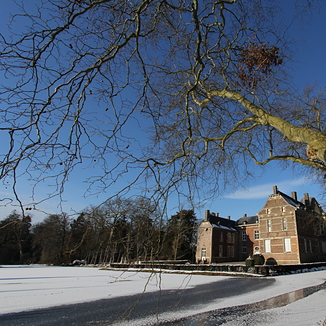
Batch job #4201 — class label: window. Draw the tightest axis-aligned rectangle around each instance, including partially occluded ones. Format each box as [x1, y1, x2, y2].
[220, 232, 223, 242]
[322, 241, 326, 254]
[284, 238, 291, 252]
[219, 245, 223, 257]
[309, 239, 312, 253]
[282, 206, 286, 213]
[227, 246, 234, 258]
[265, 239, 271, 253]
[242, 246, 247, 253]
[267, 208, 271, 214]
[227, 232, 235, 243]
[267, 219, 272, 232]
[282, 218, 287, 231]
[201, 248, 207, 260]
[304, 239, 308, 253]
[242, 230, 247, 241]
[254, 230, 259, 240]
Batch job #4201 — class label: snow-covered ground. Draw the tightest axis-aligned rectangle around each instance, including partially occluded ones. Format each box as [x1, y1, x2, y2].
[0, 265, 325, 325]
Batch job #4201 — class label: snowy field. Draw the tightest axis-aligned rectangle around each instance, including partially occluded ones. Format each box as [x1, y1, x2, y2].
[0, 265, 325, 325]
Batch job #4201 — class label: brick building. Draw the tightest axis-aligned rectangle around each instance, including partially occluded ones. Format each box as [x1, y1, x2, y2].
[196, 186, 326, 265]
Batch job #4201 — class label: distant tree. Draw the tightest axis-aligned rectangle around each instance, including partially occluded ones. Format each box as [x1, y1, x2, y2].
[71, 196, 164, 264]
[163, 210, 197, 261]
[69, 212, 93, 262]
[0, 211, 32, 264]
[32, 213, 70, 264]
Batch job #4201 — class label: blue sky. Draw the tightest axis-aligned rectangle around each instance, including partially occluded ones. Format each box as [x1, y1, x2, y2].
[1, 1, 326, 224]
[208, 1, 326, 221]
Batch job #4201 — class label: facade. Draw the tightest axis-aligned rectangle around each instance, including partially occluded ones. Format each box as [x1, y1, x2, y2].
[196, 185, 326, 265]
[196, 211, 238, 264]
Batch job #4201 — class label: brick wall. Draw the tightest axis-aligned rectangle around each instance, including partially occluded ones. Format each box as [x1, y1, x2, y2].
[237, 224, 259, 260]
[257, 194, 300, 264]
[195, 222, 213, 263]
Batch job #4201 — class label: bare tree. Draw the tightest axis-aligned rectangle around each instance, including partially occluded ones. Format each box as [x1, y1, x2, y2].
[32, 213, 70, 264]
[0, 0, 325, 212]
[70, 196, 163, 264]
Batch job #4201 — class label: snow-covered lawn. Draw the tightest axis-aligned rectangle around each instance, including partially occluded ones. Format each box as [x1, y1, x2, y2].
[0, 265, 325, 325]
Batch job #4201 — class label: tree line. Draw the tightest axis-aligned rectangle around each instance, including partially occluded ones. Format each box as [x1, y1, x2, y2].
[0, 197, 197, 265]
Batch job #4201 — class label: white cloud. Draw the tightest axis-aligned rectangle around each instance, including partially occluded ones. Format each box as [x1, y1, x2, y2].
[225, 178, 311, 200]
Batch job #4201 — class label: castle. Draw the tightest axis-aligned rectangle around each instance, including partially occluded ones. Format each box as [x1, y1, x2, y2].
[196, 185, 326, 265]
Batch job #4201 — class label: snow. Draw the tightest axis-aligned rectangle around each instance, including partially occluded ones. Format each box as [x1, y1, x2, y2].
[0, 265, 325, 325]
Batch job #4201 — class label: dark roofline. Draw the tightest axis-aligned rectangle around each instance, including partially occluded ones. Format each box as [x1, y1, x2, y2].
[206, 214, 237, 228]
[272, 185, 323, 213]
[236, 215, 258, 225]
[272, 185, 305, 208]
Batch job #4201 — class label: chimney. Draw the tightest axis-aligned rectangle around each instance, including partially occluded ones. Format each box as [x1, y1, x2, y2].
[273, 185, 278, 195]
[227, 216, 231, 220]
[215, 212, 219, 217]
[243, 213, 247, 217]
[204, 210, 210, 221]
[303, 193, 310, 210]
[291, 191, 297, 201]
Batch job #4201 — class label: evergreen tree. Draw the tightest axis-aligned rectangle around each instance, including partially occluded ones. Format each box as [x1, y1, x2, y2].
[0, 211, 32, 264]
[163, 210, 197, 262]
[32, 213, 70, 265]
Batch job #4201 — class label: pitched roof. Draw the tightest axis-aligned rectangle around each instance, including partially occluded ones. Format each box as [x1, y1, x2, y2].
[237, 215, 258, 225]
[277, 191, 305, 209]
[207, 213, 237, 231]
[271, 186, 324, 215]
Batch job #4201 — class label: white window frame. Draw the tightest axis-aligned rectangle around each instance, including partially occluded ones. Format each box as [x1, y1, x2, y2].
[265, 239, 271, 253]
[267, 219, 272, 232]
[201, 247, 207, 260]
[284, 238, 291, 252]
[282, 218, 287, 231]
[254, 230, 259, 240]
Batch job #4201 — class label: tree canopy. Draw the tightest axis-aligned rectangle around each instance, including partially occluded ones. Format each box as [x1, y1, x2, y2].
[0, 0, 325, 213]
[0, 199, 197, 264]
